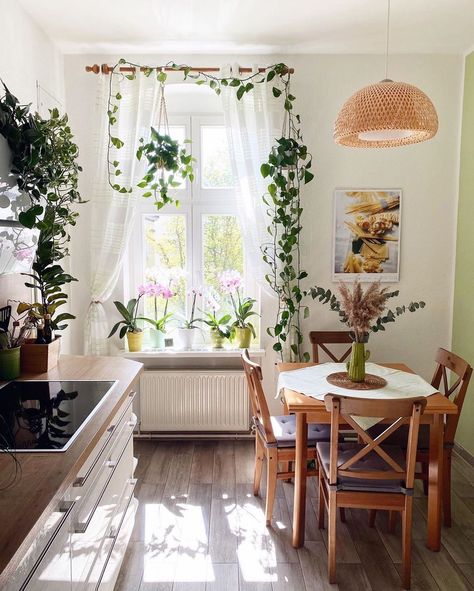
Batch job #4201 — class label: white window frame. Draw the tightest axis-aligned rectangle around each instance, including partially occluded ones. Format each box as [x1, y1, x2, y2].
[124, 113, 259, 341]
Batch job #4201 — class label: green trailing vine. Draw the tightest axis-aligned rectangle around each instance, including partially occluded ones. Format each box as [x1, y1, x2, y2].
[105, 59, 314, 360]
[0, 84, 83, 329]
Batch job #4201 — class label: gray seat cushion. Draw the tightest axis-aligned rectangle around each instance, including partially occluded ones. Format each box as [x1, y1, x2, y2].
[317, 442, 407, 493]
[256, 415, 331, 448]
[367, 423, 430, 450]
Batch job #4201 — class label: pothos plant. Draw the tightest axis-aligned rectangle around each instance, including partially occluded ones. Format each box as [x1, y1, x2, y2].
[136, 127, 194, 209]
[0, 84, 82, 330]
[105, 60, 314, 360]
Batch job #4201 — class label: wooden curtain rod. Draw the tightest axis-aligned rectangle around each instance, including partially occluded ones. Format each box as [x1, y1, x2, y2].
[85, 64, 294, 75]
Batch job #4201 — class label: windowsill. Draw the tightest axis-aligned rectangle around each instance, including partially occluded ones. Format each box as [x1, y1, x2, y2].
[118, 347, 265, 359]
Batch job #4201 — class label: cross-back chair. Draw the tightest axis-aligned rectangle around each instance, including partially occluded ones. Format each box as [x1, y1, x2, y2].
[421, 348, 472, 525]
[369, 347, 472, 527]
[309, 330, 353, 363]
[317, 394, 426, 590]
[242, 350, 332, 525]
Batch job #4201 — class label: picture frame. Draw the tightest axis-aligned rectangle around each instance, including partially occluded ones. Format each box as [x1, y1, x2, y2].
[332, 188, 402, 282]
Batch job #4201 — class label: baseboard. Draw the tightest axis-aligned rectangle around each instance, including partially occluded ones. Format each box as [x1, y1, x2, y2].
[454, 442, 474, 467]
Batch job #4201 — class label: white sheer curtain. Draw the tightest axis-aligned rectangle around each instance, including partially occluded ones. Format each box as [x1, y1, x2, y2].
[84, 74, 160, 355]
[220, 65, 282, 292]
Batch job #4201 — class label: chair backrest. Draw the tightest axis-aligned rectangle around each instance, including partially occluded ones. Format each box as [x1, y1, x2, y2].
[241, 350, 276, 445]
[431, 348, 473, 444]
[309, 331, 353, 363]
[324, 395, 426, 491]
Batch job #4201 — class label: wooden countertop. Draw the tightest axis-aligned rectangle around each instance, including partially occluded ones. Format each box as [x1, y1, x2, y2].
[0, 355, 143, 586]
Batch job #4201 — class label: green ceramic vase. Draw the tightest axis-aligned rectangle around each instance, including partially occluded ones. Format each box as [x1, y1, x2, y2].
[210, 329, 225, 349]
[346, 342, 370, 383]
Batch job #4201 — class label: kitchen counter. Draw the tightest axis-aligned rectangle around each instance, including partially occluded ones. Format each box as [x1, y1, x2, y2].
[0, 355, 143, 587]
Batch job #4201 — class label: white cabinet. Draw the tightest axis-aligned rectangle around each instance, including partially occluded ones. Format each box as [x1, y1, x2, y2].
[9, 393, 138, 591]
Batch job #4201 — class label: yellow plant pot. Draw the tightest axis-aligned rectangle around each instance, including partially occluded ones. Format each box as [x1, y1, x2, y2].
[127, 331, 143, 352]
[234, 327, 252, 348]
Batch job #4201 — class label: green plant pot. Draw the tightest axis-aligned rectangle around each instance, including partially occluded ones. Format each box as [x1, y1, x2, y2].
[149, 328, 165, 350]
[0, 347, 21, 380]
[127, 331, 143, 352]
[234, 327, 252, 349]
[210, 330, 225, 349]
[346, 342, 370, 383]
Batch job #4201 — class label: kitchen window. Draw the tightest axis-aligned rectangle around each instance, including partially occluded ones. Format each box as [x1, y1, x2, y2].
[126, 114, 257, 339]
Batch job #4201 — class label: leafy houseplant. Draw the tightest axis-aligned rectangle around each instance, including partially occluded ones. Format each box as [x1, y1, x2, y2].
[108, 294, 144, 352]
[310, 281, 426, 382]
[136, 127, 195, 210]
[200, 290, 231, 349]
[137, 280, 174, 350]
[219, 270, 258, 348]
[0, 84, 83, 332]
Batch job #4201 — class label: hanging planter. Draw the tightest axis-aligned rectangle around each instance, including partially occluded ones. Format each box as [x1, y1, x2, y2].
[135, 77, 195, 210]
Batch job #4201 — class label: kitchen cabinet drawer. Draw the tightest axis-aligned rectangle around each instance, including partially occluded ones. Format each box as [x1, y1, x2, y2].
[70, 432, 135, 590]
[8, 501, 75, 591]
[92, 480, 138, 591]
[73, 390, 136, 493]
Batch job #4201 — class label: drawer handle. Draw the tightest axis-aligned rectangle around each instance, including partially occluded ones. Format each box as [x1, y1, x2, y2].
[95, 479, 137, 591]
[73, 395, 135, 488]
[19, 501, 75, 591]
[74, 425, 134, 534]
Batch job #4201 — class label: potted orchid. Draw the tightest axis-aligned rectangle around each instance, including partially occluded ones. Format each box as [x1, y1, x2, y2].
[201, 289, 232, 349]
[177, 286, 202, 349]
[219, 270, 258, 348]
[108, 292, 144, 352]
[137, 279, 174, 350]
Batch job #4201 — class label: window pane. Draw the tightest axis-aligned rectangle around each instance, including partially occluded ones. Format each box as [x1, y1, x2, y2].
[143, 214, 187, 321]
[201, 126, 233, 189]
[202, 214, 243, 315]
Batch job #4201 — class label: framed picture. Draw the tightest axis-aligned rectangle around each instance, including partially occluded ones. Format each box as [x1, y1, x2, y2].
[333, 188, 401, 282]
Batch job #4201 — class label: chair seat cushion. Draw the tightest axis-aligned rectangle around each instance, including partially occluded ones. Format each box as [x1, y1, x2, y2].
[317, 442, 407, 493]
[367, 423, 430, 450]
[256, 415, 331, 448]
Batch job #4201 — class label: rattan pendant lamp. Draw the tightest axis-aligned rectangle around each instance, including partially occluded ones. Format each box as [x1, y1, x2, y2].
[334, 0, 438, 148]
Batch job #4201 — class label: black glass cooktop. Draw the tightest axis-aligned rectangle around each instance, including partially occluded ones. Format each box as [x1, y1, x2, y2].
[0, 380, 116, 452]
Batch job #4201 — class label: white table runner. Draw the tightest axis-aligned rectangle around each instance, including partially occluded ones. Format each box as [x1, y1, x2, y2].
[277, 362, 437, 429]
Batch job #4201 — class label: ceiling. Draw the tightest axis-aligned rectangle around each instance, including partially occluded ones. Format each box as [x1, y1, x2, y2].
[18, 0, 474, 55]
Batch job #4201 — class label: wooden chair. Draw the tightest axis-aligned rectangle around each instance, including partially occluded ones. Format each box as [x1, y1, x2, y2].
[419, 348, 472, 525]
[370, 348, 472, 527]
[309, 330, 353, 363]
[242, 350, 331, 525]
[317, 394, 426, 589]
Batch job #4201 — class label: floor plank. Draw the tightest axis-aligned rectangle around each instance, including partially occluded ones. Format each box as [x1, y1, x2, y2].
[114, 442, 474, 591]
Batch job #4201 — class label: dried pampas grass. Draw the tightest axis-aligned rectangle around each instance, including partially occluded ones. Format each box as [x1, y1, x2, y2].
[338, 281, 390, 342]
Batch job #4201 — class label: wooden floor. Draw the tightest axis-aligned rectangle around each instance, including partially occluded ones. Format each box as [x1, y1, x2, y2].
[115, 440, 474, 591]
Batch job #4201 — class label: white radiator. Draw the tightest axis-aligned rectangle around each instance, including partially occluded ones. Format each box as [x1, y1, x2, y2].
[139, 371, 250, 432]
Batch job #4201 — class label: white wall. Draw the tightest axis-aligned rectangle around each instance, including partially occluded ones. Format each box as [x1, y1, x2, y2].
[64, 52, 463, 412]
[0, 0, 64, 313]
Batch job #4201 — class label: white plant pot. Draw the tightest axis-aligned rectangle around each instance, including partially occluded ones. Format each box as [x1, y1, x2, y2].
[177, 328, 196, 350]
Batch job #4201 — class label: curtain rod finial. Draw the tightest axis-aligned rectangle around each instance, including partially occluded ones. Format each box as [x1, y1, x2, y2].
[85, 64, 100, 74]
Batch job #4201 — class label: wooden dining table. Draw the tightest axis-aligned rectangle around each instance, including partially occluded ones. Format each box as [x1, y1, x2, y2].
[278, 362, 458, 551]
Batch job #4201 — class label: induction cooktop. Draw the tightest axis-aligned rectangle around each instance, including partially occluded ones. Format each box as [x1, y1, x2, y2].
[0, 380, 116, 452]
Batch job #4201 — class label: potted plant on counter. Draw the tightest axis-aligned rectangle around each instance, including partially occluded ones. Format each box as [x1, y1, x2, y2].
[219, 270, 258, 349]
[201, 290, 231, 349]
[108, 293, 144, 352]
[137, 279, 175, 350]
[177, 286, 202, 349]
[0, 308, 34, 379]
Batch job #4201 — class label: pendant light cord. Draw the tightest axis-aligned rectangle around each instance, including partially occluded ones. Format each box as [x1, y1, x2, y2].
[385, 0, 391, 80]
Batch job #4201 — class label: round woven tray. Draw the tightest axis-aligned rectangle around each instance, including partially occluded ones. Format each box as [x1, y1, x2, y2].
[326, 372, 387, 390]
